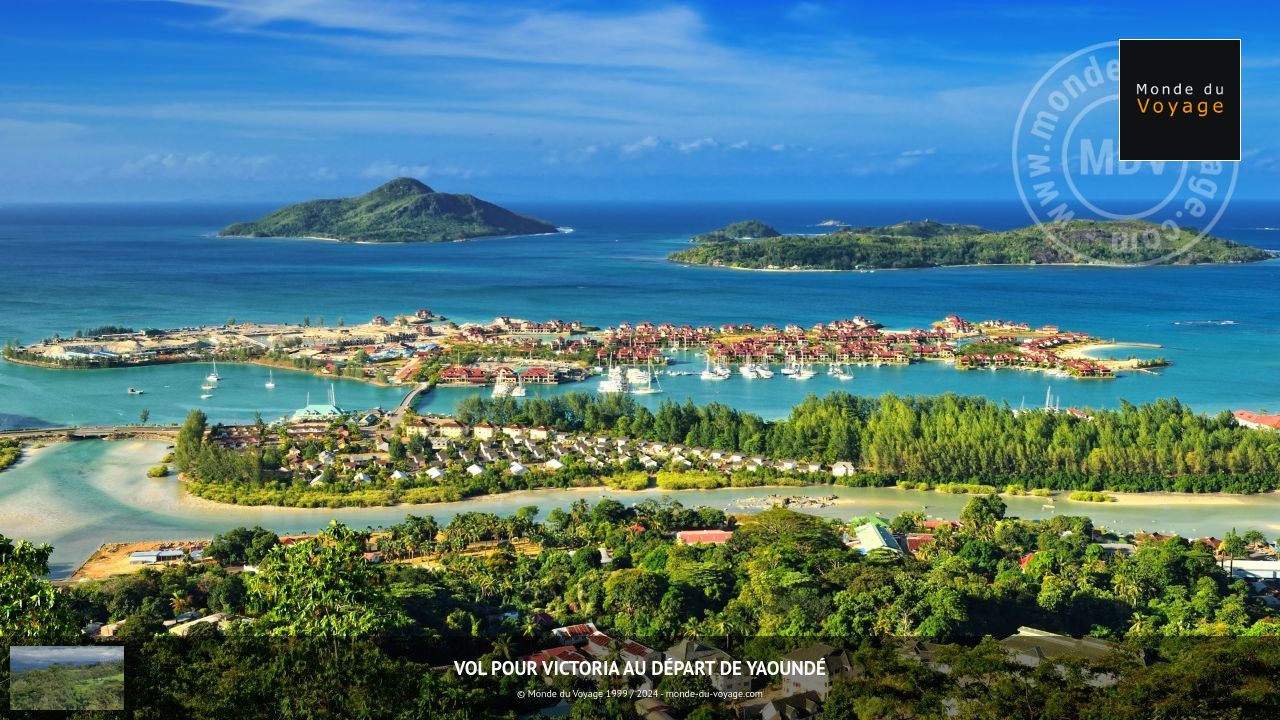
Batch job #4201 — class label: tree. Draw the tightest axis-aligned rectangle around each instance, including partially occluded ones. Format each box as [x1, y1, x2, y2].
[206, 526, 280, 566]
[248, 521, 408, 638]
[0, 535, 78, 643]
[139, 408, 150, 425]
[960, 494, 1006, 538]
[1220, 528, 1247, 575]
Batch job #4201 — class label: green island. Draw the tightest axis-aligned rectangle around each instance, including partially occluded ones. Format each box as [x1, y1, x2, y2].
[175, 391, 1280, 508]
[669, 219, 1275, 269]
[9, 659, 125, 711]
[691, 219, 781, 242]
[5, 495, 1278, 718]
[219, 177, 558, 243]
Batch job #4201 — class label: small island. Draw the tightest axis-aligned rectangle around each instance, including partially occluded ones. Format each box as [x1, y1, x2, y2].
[670, 219, 1274, 269]
[690, 219, 781, 243]
[219, 177, 558, 243]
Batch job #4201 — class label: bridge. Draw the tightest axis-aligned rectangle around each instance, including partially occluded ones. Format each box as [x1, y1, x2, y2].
[390, 382, 431, 419]
[0, 425, 180, 442]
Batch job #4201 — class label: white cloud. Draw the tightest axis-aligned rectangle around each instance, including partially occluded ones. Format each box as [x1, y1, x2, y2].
[620, 136, 662, 155]
[359, 161, 484, 180]
[728, 140, 750, 150]
[116, 151, 276, 178]
[677, 137, 718, 154]
[899, 147, 936, 157]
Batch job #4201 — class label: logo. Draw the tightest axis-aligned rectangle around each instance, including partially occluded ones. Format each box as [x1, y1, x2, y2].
[1012, 41, 1237, 265]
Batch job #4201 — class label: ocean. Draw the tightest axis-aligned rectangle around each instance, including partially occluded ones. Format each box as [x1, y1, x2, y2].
[2, 199, 1277, 426]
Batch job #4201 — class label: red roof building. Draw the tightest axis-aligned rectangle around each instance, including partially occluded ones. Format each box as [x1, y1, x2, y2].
[675, 530, 734, 545]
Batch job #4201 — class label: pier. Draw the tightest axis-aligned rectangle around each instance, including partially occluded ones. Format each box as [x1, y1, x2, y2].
[0, 425, 180, 442]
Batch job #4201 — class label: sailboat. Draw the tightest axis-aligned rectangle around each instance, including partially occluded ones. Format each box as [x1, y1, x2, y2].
[265, 369, 276, 389]
[206, 359, 221, 383]
[597, 365, 628, 393]
[789, 361, 816, 380]
[509, 371, 527, 397]
[629, 358, 663, 395]
[700, 355, 729, 381]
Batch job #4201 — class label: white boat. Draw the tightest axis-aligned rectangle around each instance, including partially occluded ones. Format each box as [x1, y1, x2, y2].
[201, 382, 216, 391]
[829, 364, 854, 381]
[127, 387, 144, 395]
[598, 366, 628, 393]
[700, 356, 729, 381]
[200, 393, 213, 399]
[206, 360, 220, 383]
[755, 365, 774, 379]
[789, 362, 816, 380]
[780, 360, 797, 376]
[492, 379, 513, 398]
[629, 359, 663, 395]
[265, 369, 275, 389]
[626, 367, 651, 384]
[510, 372, 527, 397]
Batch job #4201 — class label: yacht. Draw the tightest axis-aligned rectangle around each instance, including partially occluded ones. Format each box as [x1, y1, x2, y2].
[201, 382, 216, 391]
[127, 387, 144, 395]
[597, 366, 629, 393]
[699, 356, 730, 381]
[625, 366, 652, 384]
[265, 369, 276, 389]
[509, 372, 527, 397]
[755, 364, 775, 379]
[789, 362, 816, 380]
[200, 393, 213, 400]
[205, 360, 221, 383]
[830, 364, 854, 381]
[492, 379, 514, 398]
[629, 359, 663, 395]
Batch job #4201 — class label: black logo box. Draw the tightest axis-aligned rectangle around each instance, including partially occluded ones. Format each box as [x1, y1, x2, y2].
[1119, 39, 1240, 162]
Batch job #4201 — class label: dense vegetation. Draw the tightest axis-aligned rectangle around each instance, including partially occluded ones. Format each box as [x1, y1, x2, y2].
[9, 660, 125, 711]
[670, 219, 1273, 269]
[3, 495, 1278, 719]
[691, 219, 780, 242]
[219, 177, 557, 243]
[455, 391, 1280, 493]
[0, 437, 21, 471]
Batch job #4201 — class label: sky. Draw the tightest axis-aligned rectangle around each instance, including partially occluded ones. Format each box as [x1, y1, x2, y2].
[1, 0, 1278, 202]
[10, 645, 123, 671]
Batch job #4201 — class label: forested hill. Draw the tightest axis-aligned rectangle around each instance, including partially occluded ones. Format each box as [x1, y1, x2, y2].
[669, 219, 1273, 269]
[691, 219, 781, 242]
[219, 178, 558, 243]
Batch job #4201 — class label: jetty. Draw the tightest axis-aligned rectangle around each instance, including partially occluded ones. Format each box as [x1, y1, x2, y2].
[0, 425, 179, 442]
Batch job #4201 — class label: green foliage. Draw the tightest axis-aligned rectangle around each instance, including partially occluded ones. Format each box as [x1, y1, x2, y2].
[0, 437, 21, 471]
[219, 177, 557, 242]
[147, 464, 170, 478]
[1070, 491, 1117, 502]
[248, 521, 409, 637]
[670, 219, 1272, 269]
[206, 526, 281, 566]
[691, 219, 780, 242]
[9, 660, 125, 711]
[0, 534, 79, 643]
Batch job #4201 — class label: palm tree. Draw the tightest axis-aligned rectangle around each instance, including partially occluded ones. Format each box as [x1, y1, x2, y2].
[490, 635, 514, 661]
[170, 592, 192, 616]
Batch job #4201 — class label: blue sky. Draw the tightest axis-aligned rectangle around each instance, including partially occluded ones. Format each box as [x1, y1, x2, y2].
[1, 0, 1277, 202]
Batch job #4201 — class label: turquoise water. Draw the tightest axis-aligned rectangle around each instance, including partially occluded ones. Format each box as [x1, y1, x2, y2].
[2, 200, 1279, 425]
[2, 201, 1278, 569]
[7, 441, 1280, 578]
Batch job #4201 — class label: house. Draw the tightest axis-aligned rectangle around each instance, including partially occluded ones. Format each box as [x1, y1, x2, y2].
[634, 698, 677, 720]
[508, 462, 529, 476]
[779, 643, 859, 700]
[675, 529, 734, 545]
[425, 466, 444, 480]
[742, 691, 823, 720]
[1233, 410, 1280, 431]
[466, 464, 484, 477]
[543, 458, 565, 471]
[830, 461, 857, 477]
[169, 613, 245, 637]
[551, 622, 598, 645]
[664, 639, 751, 695]
[472, 421, 497, 440]
[853, 522, 903, 555]
[998, 627, 1118, 684]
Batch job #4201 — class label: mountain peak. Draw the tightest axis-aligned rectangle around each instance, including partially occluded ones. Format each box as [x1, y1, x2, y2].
[373, 177, 435, 196]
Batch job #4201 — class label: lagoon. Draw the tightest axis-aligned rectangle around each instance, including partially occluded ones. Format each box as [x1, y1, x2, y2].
[6, 440, 1280, 578]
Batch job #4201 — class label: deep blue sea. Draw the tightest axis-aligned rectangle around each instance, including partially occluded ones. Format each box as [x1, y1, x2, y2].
[1, 200, 1278, 426]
